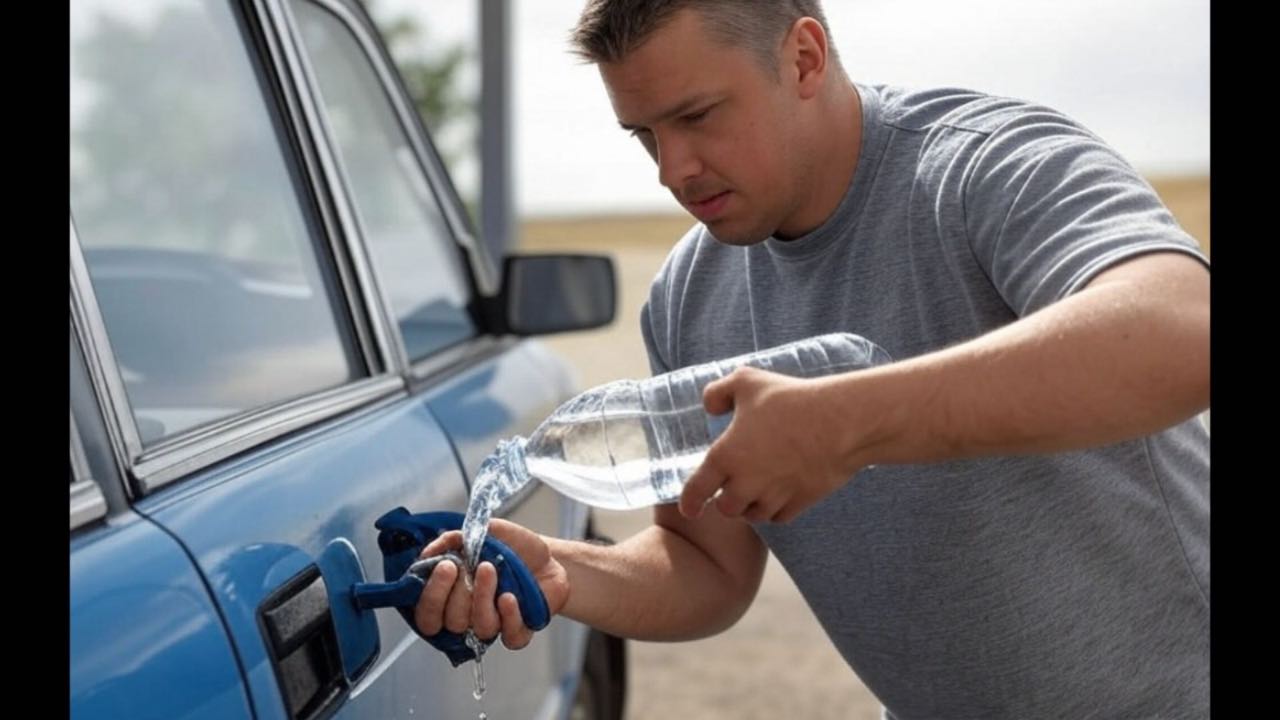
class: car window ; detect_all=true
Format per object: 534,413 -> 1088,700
70,0 -> 364,445
291,0 -> 478,362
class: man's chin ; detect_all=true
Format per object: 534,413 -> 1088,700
703,218 -> 773,247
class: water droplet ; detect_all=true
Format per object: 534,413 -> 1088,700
466,631 -> 486,701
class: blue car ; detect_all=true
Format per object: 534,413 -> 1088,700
69,1 -> 625,718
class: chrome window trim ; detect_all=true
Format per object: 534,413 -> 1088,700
258,0 -> 410,374
131,375 -> 405,493
274,0 -> 498,302
69,410 -> 107,531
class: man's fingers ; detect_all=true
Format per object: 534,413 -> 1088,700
680,461 -> 728,518
471,561 -> 501,642
422,530 -> 463,558
442,560 -> 472,633
414,559 -> 458,636
702,373 -> 738,416
713,479 -> 750,518
497,593 -> 532,650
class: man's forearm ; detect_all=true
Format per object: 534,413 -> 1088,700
545,520 -> 766,641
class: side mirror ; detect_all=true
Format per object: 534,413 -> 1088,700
489,254 -> 616,336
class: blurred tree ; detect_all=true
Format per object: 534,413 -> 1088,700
71,4 -> 308,270
363,0 -> 479,224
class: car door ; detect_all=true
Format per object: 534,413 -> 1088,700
71,0 -> 603,717
71,321 -> 255,720
69,1 -> 498,718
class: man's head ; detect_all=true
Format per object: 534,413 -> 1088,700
572,1 -> 858,244
572,0 -> 838,74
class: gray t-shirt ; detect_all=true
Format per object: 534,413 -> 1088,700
640,83 -> 1210,719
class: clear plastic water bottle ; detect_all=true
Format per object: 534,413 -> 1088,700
492,332 -> 892,510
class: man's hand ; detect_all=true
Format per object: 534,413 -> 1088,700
412,518 -> 569,650
679,367 -> 876,523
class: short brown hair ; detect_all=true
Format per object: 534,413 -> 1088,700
570,0 -> 837,71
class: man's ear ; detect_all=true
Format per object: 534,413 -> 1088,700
786,17 -> 829,100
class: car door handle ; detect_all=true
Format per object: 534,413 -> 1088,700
258,565 -> 347,720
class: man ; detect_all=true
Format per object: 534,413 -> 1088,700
415,2 -> 1210,717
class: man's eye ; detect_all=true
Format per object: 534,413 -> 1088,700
683,108 -> 711,124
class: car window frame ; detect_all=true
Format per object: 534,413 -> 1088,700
68,0 -> 406,496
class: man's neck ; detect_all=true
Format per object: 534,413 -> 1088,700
775,79 -> 863,241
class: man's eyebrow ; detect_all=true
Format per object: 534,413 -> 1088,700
618,94 -> 716,132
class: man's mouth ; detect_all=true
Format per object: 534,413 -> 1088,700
687,191 -> 731,221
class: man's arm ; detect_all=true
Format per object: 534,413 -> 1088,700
549,504 -> 767,640
415,499 -> 767,647
680,250 -> 1209,522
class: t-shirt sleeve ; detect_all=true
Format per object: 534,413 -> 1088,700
963,108 -> 1209,317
